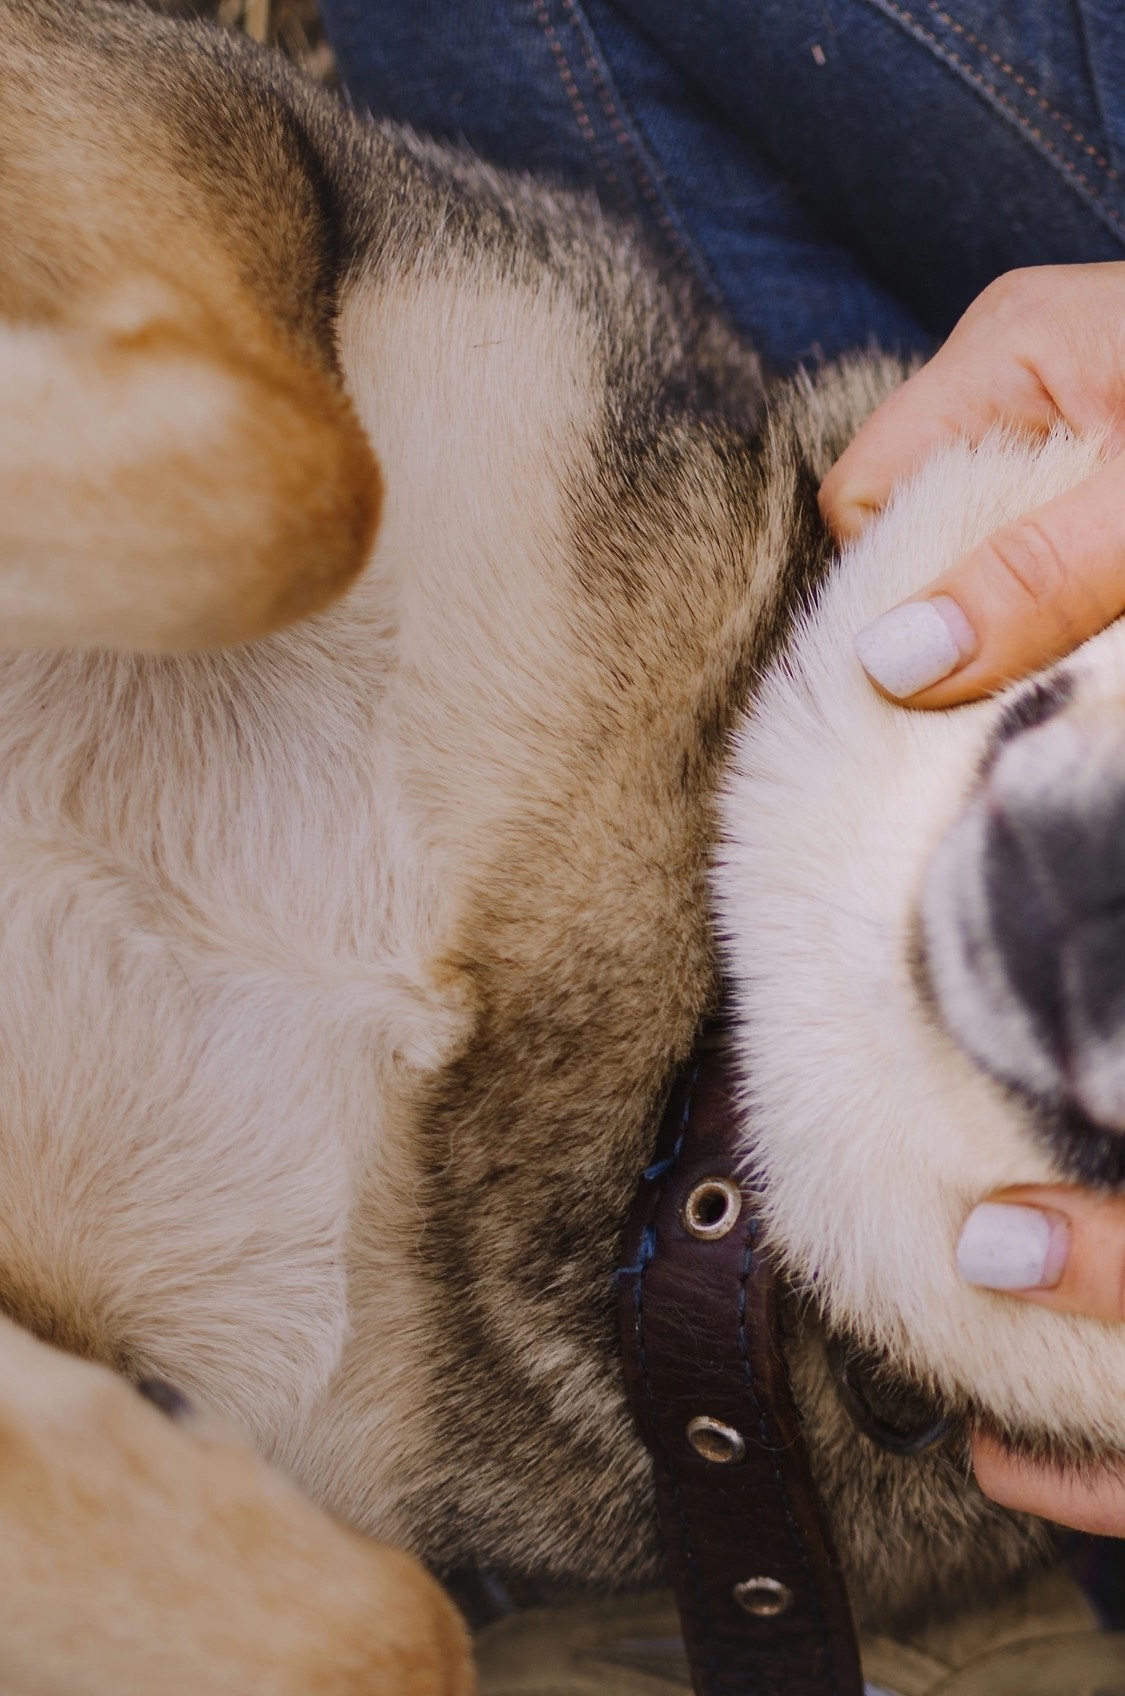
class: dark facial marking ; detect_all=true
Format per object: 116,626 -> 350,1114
135,1376 -> 194,1422
827,1336 -> 952,1457
978,671 -> 1074,780
1029,1094 -> 1125,1190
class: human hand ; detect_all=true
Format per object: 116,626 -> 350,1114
819,264 -> 1125,706
956,1186 -> 1125,1533
828,265 -> 1125,1528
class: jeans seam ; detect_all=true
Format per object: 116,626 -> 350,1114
557,0 -> 694,269
926,3 -> 1120,182
529,0 -> 720,295
529,0 -> 625,200
859,0 -> 1125,243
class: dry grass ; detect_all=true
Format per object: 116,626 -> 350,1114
144,0 -> 335,80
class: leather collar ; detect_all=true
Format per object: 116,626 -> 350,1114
617,1024 -> 865,1696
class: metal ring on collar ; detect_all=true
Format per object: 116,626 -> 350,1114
733,1576 -> 795,1618
686,1415 -> 746,1464
682,1176 -> 742,1239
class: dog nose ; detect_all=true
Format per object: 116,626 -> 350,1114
920,701 -> 1125,1181
984,795 -> 1125,1068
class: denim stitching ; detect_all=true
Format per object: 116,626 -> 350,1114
859,0 -> 1125,242
737,1229 -> 839,1696
927,3 -> 1120,181
628,1065 -> 724,1694
530,0 -> 720,297
557,0 -> 694,269
530,0 -> 623,198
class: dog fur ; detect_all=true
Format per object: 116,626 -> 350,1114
2,0 -> 1124,1687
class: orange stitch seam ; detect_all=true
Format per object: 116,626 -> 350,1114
927,2 -> 1119,180
531,0 -> 622,195
557,0 -> 692,265
865,0 -> 1125,237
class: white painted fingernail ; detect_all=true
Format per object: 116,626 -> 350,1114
956,1203 -> 1070,1291
854,596 -> 976,699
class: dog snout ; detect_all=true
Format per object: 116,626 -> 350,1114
984,791 -> 1125,1067
920,697 -> 1125,1184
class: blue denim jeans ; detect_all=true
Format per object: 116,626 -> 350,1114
318,0 -> 1125,370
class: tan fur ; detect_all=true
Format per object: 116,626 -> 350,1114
0,1318 -> 473,1695
0,0 -> 1099,1688
0,1 -> 379,649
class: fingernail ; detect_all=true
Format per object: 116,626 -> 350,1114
854,596 -> 977,699
956,1203 -> 1070,1291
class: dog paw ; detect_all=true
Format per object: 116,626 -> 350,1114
0,1317 -> 473,1696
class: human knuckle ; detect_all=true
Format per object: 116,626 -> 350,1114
1106,337 -> 1125,411
980,266 -> 1049,316
962,274 -> 1017,334
986,517 -> 1071,614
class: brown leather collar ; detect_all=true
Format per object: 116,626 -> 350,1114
617,1025 -> 865,1696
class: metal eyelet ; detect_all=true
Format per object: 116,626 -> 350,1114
686,1415 -> 746,1465
733,1577 -> 794,1618
682,1176 -> 742,1240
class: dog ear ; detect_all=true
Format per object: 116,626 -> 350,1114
0,280 -> 381,652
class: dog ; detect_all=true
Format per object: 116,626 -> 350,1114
2,1 -> 1123,1688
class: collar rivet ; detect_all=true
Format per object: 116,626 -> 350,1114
686,1415 -> 746,1464
682,1176 -> 742,1239
733,1577 -> 795,1618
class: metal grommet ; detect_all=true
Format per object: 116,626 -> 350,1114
686,1415 -> 746,1465
733,1577 -> 794,1618
682,1176 -> 742,1240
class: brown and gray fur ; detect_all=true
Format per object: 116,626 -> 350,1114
0,2 -> 1065,1689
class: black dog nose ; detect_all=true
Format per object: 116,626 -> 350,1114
985,796 -> 1125,1065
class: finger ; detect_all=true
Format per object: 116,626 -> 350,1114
972,1431 -> 1125,1535
821,265 -> 1125,539
852,448 -> 1125,706
820,349 -> 1055,539
956,1185 -> 1125,1322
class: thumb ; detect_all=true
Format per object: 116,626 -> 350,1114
853,450 -> 1125,706
972,1431 -> 1125,1534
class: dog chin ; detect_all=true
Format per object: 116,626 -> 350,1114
715,422 -> 1125,1467
824,1314 -> 1125,1480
